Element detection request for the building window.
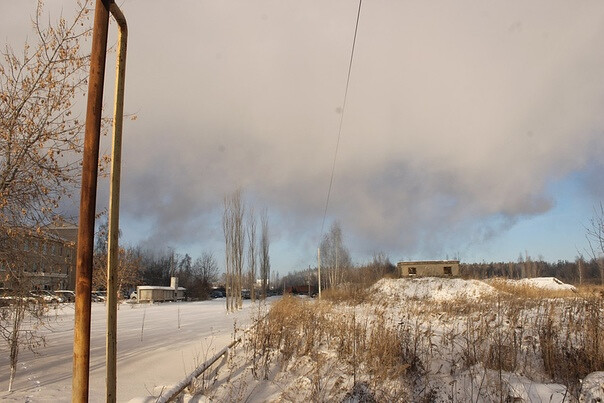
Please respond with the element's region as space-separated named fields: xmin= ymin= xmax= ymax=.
xmin=443 ymin=266 xmax=452 ymax=275
xmin=408 ymin=267 xmax=417 ymax=275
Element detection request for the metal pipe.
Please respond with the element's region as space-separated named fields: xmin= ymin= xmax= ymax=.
xmin=158 ymin=337 xmax=241 ymax=403
xmin=73 ymin=1 xmax=112 ymax=402
xmin=157 ymin=313 xmax=268 ymax=402
xmin=106 ymin=4 xmax=127 ymax=403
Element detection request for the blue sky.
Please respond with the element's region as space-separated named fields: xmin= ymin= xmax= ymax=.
xmin=4 ymin=1 xmax=604 ymax=274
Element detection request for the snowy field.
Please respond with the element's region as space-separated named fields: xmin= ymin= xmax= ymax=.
xmin=1 ymin=278 xmax=603 ymax=402
xmin=0 ymin=298 xmax=263 ymax=402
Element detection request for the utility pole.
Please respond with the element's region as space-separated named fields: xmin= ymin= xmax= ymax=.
xmin=317 ymin=247 xmax=321 ymax=299
xmin=73 ymin=1 xmax=112 ymax=402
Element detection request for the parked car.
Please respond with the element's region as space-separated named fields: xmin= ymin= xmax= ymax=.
xmin=45 ymin=291 xmax=65 ymax=303
xmin=210 ymin=289 xmax=224 ymax=298
xmin=55 ymin=290 xmax=76 ymax=302
xmin=92 ymin=291 xmax=107 ymax=302
xmin=31 ymin=290 xmax=63 ymax=303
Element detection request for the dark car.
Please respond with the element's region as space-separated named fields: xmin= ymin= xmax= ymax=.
xmin=210 ymin=290 xmax=224 ymax=298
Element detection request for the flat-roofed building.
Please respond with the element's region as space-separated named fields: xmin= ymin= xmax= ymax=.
xmin=398 ymin=260 xmax=460 ymax=277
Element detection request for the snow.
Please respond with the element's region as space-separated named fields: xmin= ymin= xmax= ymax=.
xmin=0 ymin=299 xmax=262 ymax=402
xmin=1 ymin=277 xmax=598 ymax=402
xmin=370 ymin=277 xmax=496 ymax=302
xmin=515 ymin=277 xmax=577 ymax=291
xmin=580 ymin=371 xmax=604 ymax=402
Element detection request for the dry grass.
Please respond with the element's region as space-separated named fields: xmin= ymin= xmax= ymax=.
xmin=320 ymin=283 xmax=370 ymax=305
xmin=243 ymin=280 xmax=604 ymax=401
xmin=247 ymin=295 xmax=411 ymax=400
xmin=487 ymin=278 xmax=577 ymax=299
xmin=576 ymin=283 xmax=604 ymax=297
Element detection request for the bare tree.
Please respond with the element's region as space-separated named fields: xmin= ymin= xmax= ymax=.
xmin=1 ymin=2 xmax=93 ymax=228
xmin=222 ymin=189 xmax=245 ymax=311
xmin=188 ymin=251 xmax=219 ymax=300
xmin=0 ymin=1 xmax=93 ymax=391
xmin=260 ymin=208 xmax=270 ymax=299
xmin=93 ymin=247 xmax=142 ymax=298
xmin=586 ymin=202 xmax=604 ymax=285
xmin=92 ymin=220 xmax=141 ymax=297
xmin=246 ymin=206 xmax=257 ymax=302
xmin=222 ymin=197 xmax=234 ymax=312
xmin=319 ymin=221 xmax=351 ymax=288
xmin=195 ymin=251 xmax=219 ymax=284
xmin=575 ymin=254 xmax=586 ymax=286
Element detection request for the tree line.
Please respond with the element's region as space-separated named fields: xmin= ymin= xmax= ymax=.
xmin=92 ymin=225 xmax=221 ymax=301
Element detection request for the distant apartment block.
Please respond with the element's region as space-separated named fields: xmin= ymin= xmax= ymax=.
xmin=0 ymin=219 xmax=77 ymax=290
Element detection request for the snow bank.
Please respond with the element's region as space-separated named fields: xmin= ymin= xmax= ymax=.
xmin=515 ymin=277 xmax=577 ymax=291
xmin=371 ymin=277 xmax=496 ymax=302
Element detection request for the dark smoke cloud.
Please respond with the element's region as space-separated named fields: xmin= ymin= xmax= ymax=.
xmin=6 ymin=1 xmax=604 ymax=265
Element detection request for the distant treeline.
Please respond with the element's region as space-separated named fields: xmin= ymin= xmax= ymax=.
xmin=280 ymin=255 xmax=603 ymax=290
xmin=460 ymin=257 xmax=602 ymax=285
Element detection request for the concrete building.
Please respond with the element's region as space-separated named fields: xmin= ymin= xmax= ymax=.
xmin=398 ymin=260 xmax=460 ymax=277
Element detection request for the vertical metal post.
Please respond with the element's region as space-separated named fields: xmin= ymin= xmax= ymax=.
xmin=72 ymin=1 xmax=112 ymax=402
xmin=106 ymin=4 xmax=127 ymax=403
xmin=317 ymin=247 xmax=321 ymax=299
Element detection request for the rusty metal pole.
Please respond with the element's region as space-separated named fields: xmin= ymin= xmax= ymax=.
xmin=73 ymin=1 xmax=112 ymax=402
xmin=106 ymin=4 xmax=127 ymax=402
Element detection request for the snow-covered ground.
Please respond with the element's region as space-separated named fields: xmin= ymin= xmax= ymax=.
xmin=513 ymin=277 xmax=577 ymax=291
xmin=371 ymin=276 xmax=496 ymax=302
xmin=1 ymin=278 xmax=601 ymax=402
xmin=0 ymin=298 xmax=262 ymax=402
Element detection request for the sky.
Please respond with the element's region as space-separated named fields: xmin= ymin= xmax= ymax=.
xmin=3 ymin=1 xmax=604 ymax=274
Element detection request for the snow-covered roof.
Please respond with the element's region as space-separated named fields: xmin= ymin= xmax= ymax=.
xmin=138 ymin=286 xmax=186 ymax=291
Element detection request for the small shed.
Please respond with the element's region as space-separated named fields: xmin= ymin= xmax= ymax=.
xmin=136 ymin=276 xmax=186 ymax=303
xmin=137 ymin=286 xmax=186 ymax=303
xmin=398 ymin=260 xmax=460 ymax=277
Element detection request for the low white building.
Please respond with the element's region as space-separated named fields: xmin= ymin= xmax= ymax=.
xmin=136 ymin=277 xmax=185 ymax=303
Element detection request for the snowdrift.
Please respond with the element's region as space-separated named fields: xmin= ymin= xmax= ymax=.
xmin=371 ymin=277 xmax=496 ymax=302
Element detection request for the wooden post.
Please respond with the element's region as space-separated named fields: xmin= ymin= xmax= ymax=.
xmin=106 ymin=4 xmax=127 ymax=402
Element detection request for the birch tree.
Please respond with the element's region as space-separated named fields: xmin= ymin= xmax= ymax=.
xmin=319 ymin=221 xmax=351 ymax=288
xmin=259 ymin=208 xmax=270 ymax=299
xmin=246 ymin=206 xmax=257 ymax=302
xmin=223 ymin=189 xmax=244 ymax=311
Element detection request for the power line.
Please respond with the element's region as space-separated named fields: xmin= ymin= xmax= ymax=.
xmin=320 ymin=0 xmax=363 ymax=238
